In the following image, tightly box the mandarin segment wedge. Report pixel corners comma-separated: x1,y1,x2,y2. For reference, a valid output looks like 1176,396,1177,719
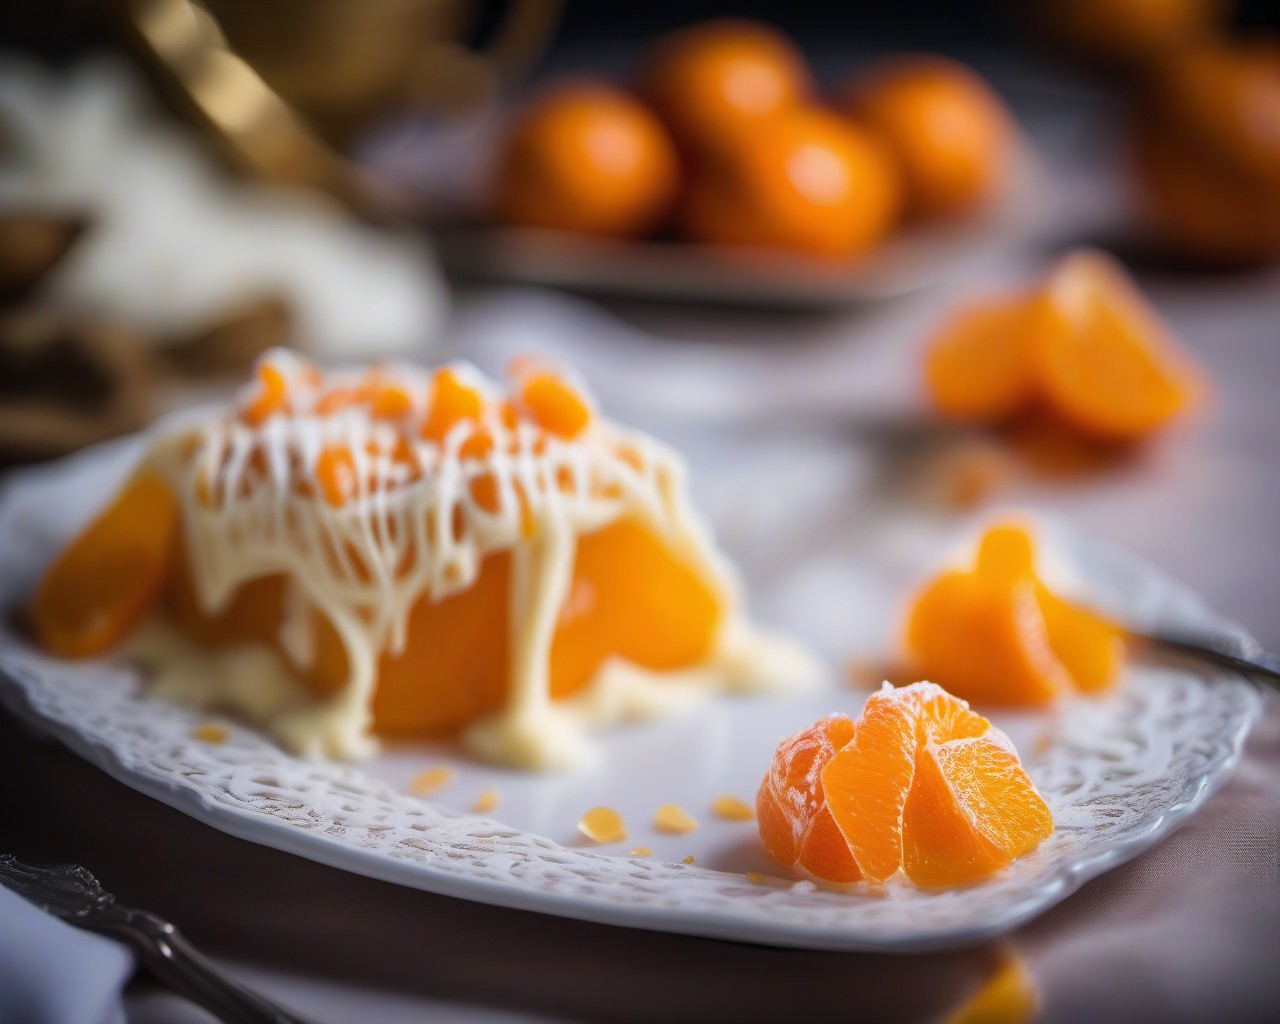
30,472,178,658
905,523,1124,706
924,296,1037,423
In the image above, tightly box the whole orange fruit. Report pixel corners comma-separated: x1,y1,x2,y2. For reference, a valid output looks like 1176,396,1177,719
678,107,901,259
639,19,812,150
1037,0,1228,68
839,56,1014,222
1131,36,1280,263
494,81,679,238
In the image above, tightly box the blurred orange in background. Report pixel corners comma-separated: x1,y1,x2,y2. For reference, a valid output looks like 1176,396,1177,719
1130,34,1280,264
838,56,1015,222
679,108,901,259
494,82,680,238
1035,0,1230,69
639,18,812,151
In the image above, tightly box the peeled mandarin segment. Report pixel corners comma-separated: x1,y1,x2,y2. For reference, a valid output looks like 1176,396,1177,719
820,692,920,883
924,297,1037,422
1035,584,1125,693
902,741,1012,887
241,362,288,425
422,368,484,443
906,572,1069,706
30,472,178,659
798,803,863,883
409,766,455,796
903,736,1052,887
906,681,993,748
518,372,592,439
578,807,627,844
371,383,414,420
1030,251,1200,442
975,524,1037,583
473,788,501,813
756,714,854,870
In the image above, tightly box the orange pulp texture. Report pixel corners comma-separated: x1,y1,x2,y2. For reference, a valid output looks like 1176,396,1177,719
923,249,1203,443
906,523,1124,707
29,360,725,738
679,106,901,259
639,19,812,151
758,682,1053,886
840,56,1014,222
495,82,679,239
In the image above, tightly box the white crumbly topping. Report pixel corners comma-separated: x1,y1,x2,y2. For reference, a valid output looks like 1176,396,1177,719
134,350,818,768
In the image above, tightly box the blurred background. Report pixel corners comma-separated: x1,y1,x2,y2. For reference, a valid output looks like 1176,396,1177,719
1,0,1279,647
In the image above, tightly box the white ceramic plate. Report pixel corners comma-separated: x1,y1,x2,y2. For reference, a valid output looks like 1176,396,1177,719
0,439,1262,951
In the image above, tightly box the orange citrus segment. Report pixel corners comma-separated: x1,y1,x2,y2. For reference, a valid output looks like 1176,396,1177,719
903,736,1053,887
579,807,627,844
820,691,919,883
517,371,593,439
944,952,1040,1024
1036,584,1125,693
975,523,1037,582
30,472,178,658
924,297,1037,422
906,573,1069,707
1030,250,1200,442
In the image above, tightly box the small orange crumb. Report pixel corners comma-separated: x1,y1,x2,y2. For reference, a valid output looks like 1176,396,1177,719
409,767,455,797
578,806,627,844
745,871,769,885
935,439,1015,509
473,787,501,813
190,722,228,745
316,446,357,507
518,371,592,439
654,803,699,834
422,368,485,443
630,846,653,858
241,362,288,426
682,855,697,865
711,795,755,821
370,383,414,420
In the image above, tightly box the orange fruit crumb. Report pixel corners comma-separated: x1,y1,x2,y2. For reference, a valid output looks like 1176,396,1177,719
422,368,485,444
682,855,697,865
472,788,501,813
745,871,769,885
578,806,627,844
370,383,414,420
758,682,1053,887
495,82,679,239
629,846,653,858
316,446,358,507
409,767,455,797
654,803,699,834
517,371,592,439
190,722,229,745
241,361,289,426
711,795,756,821
905,522,1125,706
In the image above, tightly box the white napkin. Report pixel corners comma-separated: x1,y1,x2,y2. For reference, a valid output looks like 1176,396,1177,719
0,885,131,1024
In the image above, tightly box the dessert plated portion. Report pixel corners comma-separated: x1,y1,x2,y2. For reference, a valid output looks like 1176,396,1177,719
28,350,813,768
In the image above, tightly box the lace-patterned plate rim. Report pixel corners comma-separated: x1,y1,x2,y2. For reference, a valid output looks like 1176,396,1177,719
0,443,1266,952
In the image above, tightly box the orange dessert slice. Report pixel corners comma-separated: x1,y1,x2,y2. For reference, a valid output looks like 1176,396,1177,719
758,682,1053,886
29,350,813,767
906,523,1125,706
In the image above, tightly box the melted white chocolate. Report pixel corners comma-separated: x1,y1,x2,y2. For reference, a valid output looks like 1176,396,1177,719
133,350,820,768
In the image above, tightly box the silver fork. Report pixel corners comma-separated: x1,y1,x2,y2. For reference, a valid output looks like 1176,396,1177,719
0,854,314,1024
1131,628,1280,692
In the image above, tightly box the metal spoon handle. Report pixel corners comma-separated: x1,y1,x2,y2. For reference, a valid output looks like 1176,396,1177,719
1134,629,1280,692
87,906,312,1024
